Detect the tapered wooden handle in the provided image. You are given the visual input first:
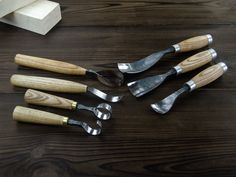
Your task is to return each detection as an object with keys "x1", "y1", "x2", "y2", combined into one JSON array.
[
  {"x1": 10, "y1": 74, "x2": 88, "y2": 93},
  {"x1": 186, "y1": 62, "x2": 228, "y2": 91},
  {"x1": 25, "y1": 89, "x2": 76, "y2": 110},
  {"x1": 15, "y1": 54, "x2": 87, "y2": 75},
  {"x1": 13, "y1": 106, "x2": 68, "y2": 126},
  {"x1": 173, "y1": 34, "x2": 213, "y2": 53},
  {"x1": 174, "y1": 49, "x2": 217, "y2": 74}
]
